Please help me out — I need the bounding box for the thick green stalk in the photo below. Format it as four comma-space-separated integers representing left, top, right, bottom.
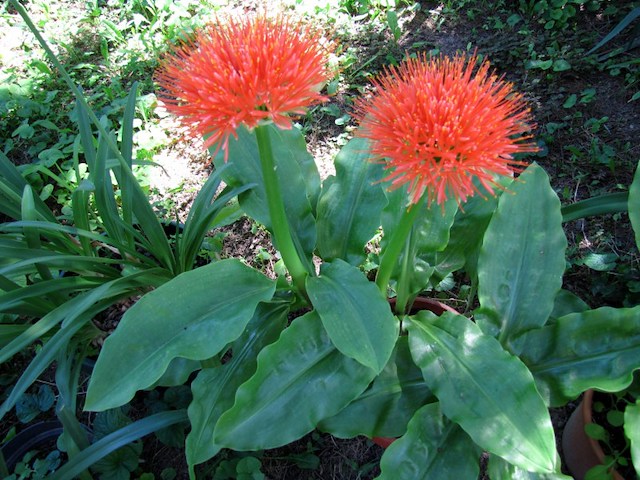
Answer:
254, 125, 308, 293
394, 226, 416, 315
376, 201, 422, 297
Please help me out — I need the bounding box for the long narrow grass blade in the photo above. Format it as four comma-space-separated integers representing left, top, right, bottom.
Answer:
72, 181, 96, 256
112, 83, 138, 247
0, 288, 115, 419
94, 132, 128, 247
178, 167, 252, 271
561, 192, 628, 222
21, 186, 55, 282
1, 221, 160, 268
0, 276, 103, 314
0, 268, 168, 419
587, 7, 640, 55
8, 0, 175, 272
0, 151, 58, 223
49, 410, 188, 480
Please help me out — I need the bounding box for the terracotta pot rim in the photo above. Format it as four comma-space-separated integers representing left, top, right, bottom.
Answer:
580, 389, 625, 480
388, 296, 458, 316
581, 390, 607, 464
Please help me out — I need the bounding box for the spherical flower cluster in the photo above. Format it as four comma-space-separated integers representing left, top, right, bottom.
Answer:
156, 14, 335, 157
355, 53, 538, 206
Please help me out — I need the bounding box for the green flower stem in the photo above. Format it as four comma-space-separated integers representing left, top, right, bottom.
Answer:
395, 227, 416, 315
376, 201, 422, 299
255, 125, 308, 293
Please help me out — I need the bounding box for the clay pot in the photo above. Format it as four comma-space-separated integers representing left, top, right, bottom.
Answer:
562, 389, 624, 480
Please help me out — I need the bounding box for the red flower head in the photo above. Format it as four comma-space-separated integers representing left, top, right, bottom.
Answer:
355, 53, 538, 206
156, 14, 335, 157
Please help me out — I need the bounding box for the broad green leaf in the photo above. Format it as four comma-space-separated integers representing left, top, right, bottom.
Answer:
516, 305, 640, 406
316, 137, 387, 266
319, 336, 432, 439
85, 260, 275, 412
630, 160, 640, 250
549, 289, 590, 320
186, 302, 289, 469
306, 259, 398, 372
488, 454, 571, 479
625, 400, 640, 478
213, 311, 376, 450
477, 163, 566, 344
377, 403, 481, 480
16, 384, 55, 423
407, 311, 556, 473
432, 187, 501, 280
381, 188, 458, 301
213, 125, 318, 270
152, 357, 201, 388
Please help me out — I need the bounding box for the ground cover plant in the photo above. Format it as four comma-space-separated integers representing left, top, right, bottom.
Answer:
1, 0, 639, 479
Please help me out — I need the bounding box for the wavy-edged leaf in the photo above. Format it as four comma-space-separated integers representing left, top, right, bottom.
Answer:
85, 260, 275, 412
377, 403, 481, 480
517, 305, 640, 406
487, 454, 571, 479
186, 302, 289, 470
213, 311, 376, 450
407, 310, 556, 473
477, 163, 566, 344
319, 336, 432, 439
306, 259, 398, 372
316, 137, 387, 266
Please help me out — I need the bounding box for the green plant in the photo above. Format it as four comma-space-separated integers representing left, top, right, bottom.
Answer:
585, 385, 640, 479
77, 11, 640, 480
587, 5, 640, 101
1, 2, 247, 476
